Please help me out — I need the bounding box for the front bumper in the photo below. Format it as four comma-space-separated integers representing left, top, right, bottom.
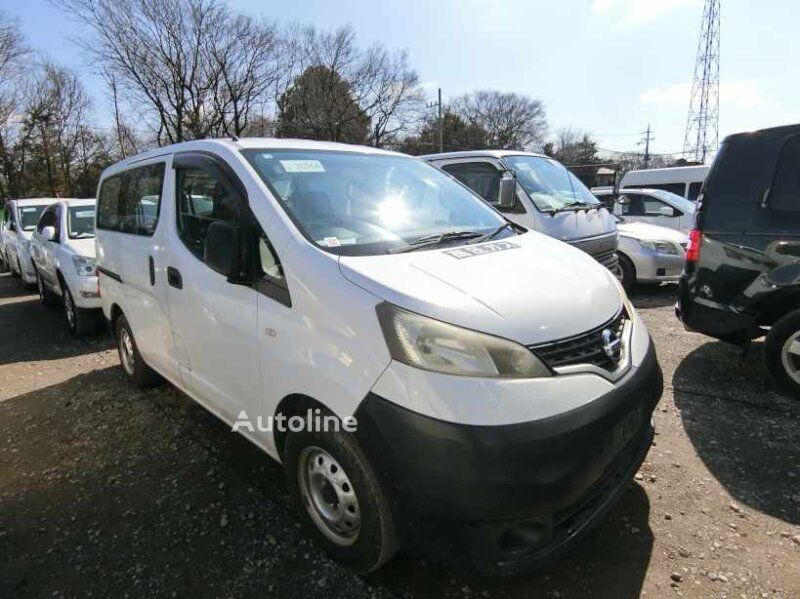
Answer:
634, 251, 685, 284
571, 233, 619, 272
354, 341, 662, 573
64, 273, 102, 309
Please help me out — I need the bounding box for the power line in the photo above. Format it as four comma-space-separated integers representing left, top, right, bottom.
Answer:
638, 124, 654, 169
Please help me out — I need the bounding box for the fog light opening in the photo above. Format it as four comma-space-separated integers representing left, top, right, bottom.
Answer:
497, 522, 548, 556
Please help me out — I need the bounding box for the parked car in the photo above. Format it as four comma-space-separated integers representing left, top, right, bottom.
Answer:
421, 151, 620, 273
620, 165, 709, 201
614, 215, 687, 292
0, 198, 56, 287
677, 124, 800, 398
30, 198, 101, 335
594, 188, 695, 233
95, 139, 662, 574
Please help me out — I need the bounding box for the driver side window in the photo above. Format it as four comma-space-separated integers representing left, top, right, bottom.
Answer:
176, 167, 245, 259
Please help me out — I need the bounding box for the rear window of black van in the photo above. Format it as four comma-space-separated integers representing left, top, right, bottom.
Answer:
701, 132, 800, 232
97, 162, 166, 236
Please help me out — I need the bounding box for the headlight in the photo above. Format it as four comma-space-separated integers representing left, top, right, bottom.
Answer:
639, 240, 681, 255
376, 303, 551, 378
72, 255, 98, 277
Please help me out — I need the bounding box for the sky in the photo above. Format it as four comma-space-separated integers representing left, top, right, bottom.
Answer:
7, 0, 799, 161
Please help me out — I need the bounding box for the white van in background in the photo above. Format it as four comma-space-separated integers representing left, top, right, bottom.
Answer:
30, 198, 101, 335
95, 138, 662, 574
620, 165, 709, 201
422, 151, 620, 273
1, 198, 57, 287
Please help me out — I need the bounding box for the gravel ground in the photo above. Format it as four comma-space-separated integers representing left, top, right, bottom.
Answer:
1, 272, 798, 598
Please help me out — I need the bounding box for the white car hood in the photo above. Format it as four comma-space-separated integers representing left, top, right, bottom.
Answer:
64, 237, 97, 258
617, 221, 688, 244
339, 231, 623, 345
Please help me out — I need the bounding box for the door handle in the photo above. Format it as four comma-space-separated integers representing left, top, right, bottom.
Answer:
167, 266, 183, 289
148, 256, 155, 286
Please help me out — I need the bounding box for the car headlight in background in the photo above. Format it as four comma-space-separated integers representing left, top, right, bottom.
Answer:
639, 239, 681, 255
72, 255, 98, 277
377, 303, 551, 378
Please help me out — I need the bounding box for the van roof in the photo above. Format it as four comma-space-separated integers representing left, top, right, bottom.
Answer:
419, 150, 549, 161
106, 137, 407, 174
7, 198, 61, 207
722, 123, 800, 144
60, 198, 96, 207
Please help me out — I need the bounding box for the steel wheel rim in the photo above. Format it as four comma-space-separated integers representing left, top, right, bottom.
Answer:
64, 289, 76, 328
297, 446, 361, 546
119, 328, 136, 375
780, 331, 800, 385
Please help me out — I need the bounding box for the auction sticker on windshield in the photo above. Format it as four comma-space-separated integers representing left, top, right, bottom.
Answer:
280, 159, 325, 173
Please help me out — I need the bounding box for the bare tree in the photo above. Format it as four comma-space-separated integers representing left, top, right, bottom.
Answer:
56, 0, 278, 144
542, 126, 599, 166
452, 90, 547, 150
0, 12, 29, 198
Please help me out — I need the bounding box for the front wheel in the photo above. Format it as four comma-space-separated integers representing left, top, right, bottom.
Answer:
62, 284, 95, 336
617, 253, 636, 294
285, 426, 399, 572
764, 310, 800, 399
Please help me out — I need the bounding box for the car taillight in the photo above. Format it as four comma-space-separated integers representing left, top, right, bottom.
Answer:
686, 229, 702, 263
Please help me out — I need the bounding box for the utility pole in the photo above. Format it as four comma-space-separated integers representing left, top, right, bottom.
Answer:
639, 124, 655, 169
426, 88, 444, 153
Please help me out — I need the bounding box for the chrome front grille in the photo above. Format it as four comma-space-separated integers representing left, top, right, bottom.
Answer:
531, 311, 627, 372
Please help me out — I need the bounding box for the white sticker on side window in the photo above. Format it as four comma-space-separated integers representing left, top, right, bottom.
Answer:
74, 211, 94, 218
280, 160, 325, 173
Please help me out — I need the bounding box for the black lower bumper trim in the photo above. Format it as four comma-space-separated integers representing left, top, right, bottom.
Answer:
354, 341, 662, 571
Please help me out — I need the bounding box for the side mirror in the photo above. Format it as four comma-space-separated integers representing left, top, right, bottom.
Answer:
616, 196, 630, 205
497, 172, 516, 209
204, 221, 242, 280
42, 226, 57, 241
658, 206, 676, 217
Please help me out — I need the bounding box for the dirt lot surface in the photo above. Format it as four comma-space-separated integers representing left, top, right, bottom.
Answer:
1, 272, 798, 598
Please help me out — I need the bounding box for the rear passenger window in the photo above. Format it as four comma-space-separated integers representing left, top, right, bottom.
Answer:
770, 136, 800, 212
97, 163, 165, 235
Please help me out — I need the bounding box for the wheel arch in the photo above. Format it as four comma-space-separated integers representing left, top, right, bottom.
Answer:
273, 393, 335, 460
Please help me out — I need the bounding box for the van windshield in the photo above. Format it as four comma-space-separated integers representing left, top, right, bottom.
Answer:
18, 205, 47, 231
502, 155, 600, 212
244, 150, 508, 256
68, 205, 96, 238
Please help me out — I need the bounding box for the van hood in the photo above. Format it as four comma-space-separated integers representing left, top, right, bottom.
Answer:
528, 206, 617, 242
338, 231, 623, 345
617, 221, 688, 244
64, 237, 97, 258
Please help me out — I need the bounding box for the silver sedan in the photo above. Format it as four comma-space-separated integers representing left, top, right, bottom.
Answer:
615, 216, 688, 293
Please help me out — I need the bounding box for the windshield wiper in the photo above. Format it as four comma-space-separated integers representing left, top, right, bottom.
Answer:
557, 201, 598, 213
468, 222, 514, 244
389, 230, 484, 254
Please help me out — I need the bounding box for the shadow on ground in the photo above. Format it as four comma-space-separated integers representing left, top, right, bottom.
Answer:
630, 283, 678, 309
673, 340, 800, 525
0, 273, 110, 365
0, 364, 654, 598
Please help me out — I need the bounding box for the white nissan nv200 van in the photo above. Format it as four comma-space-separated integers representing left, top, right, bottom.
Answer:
421, 151, 620, 274
95, 139, 662, 574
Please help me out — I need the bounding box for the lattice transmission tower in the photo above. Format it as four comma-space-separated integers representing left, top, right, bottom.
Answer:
683, 0, 720, 163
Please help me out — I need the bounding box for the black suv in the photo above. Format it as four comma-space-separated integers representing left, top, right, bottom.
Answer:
677, 124, 800, 398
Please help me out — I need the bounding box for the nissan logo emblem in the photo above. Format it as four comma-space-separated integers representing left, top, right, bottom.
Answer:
601, 328, 622, 361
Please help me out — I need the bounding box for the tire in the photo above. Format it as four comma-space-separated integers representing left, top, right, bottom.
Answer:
285, 425, 399, 572
115, 313, 161, 387
37, 272, 59, 307
618, 253, 636, 294
10, 254, 20, 278
61, 283, 95, 336
764, 310, 800, 399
